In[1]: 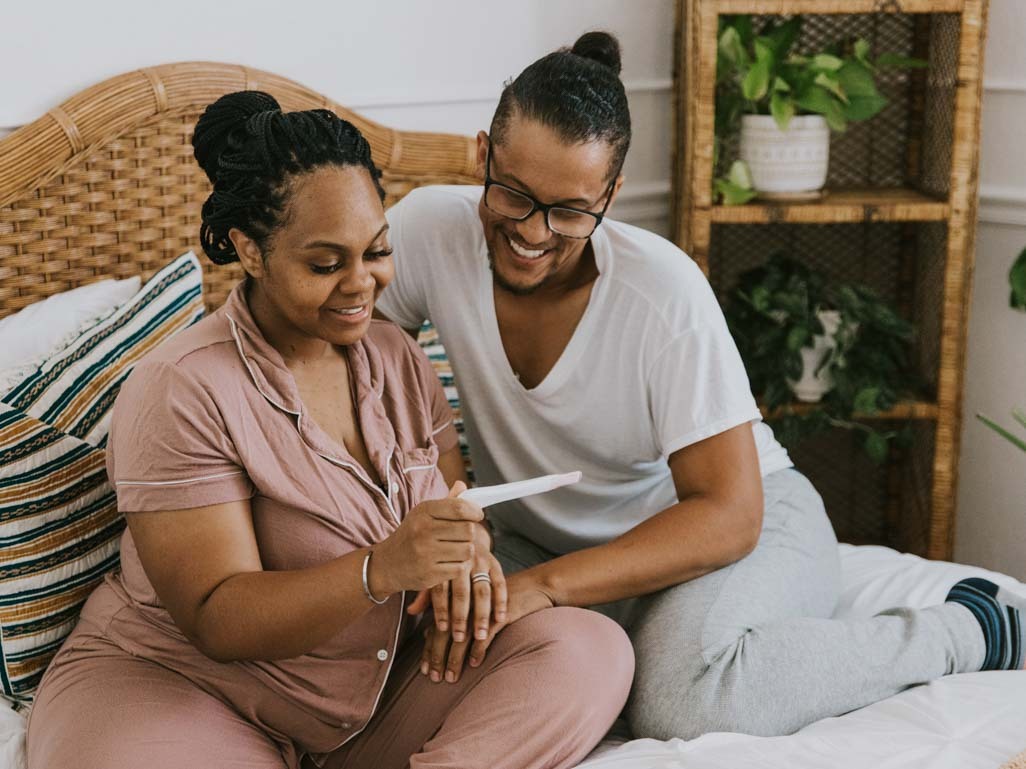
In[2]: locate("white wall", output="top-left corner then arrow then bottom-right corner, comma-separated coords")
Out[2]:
955,0 -> 1026,581
0,0 -> 675,234
2,0 -> 1023,575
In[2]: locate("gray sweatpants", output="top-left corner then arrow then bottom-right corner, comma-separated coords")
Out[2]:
492,468 -> 986,740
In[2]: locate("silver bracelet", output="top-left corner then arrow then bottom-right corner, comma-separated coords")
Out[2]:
362,550 -> 388,605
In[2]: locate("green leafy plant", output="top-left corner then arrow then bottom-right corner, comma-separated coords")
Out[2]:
977,410 -> 1026,452
1009,245 -> 1026,311
713,14 -> 926,203
724,253 -> 917,462
975,245 -> 1026,452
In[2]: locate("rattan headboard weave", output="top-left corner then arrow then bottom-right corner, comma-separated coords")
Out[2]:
0,62 -> 481,317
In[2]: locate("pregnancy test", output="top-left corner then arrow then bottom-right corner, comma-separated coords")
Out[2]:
459,471 -> 582,509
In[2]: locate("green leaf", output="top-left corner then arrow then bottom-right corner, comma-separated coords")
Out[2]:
728,159 -> 754,189
750,285 -> 771,312
763,16 -> 802,59
742,62 -> 771,101
811,54 -> 844,71
786,325 -> 810,351
796,83 -> 837,114
836,61 -> 880,98
814,72 -> 848,103
876,53 -> 929,70
843,93 -> 889,122
773,76 -> 791,92
742,42 -> 773,101
1009,247 -> 1026,311
836,62 -> 888,123
770,91 -> 796,130
854,39 -> 872,68
823,101 -> 847,132
797,84 -> 847,131
728,14 -> 754,47
718,26 -> 747,68
977,413 -> 1026,452
715,178 -> 758,206
1012,407 -> 1026,432
853,386 -> 880,414
864,431 -> 890,464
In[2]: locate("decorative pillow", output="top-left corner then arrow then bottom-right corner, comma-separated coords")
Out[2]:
3,253 -> 204,448
417,322 -> 472,480
0,277 -> 142,398
0,404 -> 119,702
0,252 -> 205,703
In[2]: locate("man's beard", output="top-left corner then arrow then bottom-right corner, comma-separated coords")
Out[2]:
486,245 -> 544,297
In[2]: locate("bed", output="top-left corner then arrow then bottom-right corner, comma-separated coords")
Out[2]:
1,63 -> 1023,769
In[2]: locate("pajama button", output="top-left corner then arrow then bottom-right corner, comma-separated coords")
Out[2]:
391,482 -> 399,494
377,649 -> 389,661
341,722 -> 351,730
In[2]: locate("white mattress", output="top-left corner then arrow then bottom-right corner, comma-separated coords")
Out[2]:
4,545 -> 1024,769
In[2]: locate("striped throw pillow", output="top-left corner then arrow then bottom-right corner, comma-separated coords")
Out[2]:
0,405 -> 120,701
0,251 -> 205,702
417,322 -> 472,481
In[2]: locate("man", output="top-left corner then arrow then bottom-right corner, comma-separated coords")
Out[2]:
378,32 -> 1024,739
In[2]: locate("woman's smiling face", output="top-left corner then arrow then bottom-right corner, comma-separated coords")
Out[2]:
232,164 -> 394,351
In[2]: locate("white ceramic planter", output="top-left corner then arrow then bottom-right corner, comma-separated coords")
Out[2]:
788,310 -> 842,403
740,115 -> 830,199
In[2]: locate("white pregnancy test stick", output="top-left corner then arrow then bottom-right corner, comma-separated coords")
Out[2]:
459,471 -> 582,509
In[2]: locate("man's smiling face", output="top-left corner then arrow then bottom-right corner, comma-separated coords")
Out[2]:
477,116 -> 622,296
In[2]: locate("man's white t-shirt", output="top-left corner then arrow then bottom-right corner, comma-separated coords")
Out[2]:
378,186 -> 792,554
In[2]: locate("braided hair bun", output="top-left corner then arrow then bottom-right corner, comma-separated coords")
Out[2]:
570,31 -> 622,76
193,91 -> 281,184
190,91 -> 383,266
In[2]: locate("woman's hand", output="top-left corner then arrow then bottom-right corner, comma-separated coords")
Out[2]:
407,522 -> 507,682
412,568 -> 553,683
370,482 -> 484,597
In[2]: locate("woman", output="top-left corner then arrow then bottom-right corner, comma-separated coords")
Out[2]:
26,91 -> 634,769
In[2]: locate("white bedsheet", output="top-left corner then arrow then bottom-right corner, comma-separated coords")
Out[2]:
3,545 -> 1024,769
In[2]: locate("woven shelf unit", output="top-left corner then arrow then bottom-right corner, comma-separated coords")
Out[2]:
671,0 -> 989,559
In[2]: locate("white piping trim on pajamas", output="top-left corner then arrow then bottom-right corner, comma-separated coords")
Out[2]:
430,420 -> 453,436
401,464 -> 434,474
226,315 -> 300,416
116,470 -> 245,487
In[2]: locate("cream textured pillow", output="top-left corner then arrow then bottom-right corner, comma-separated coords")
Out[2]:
0,277 -> 142,397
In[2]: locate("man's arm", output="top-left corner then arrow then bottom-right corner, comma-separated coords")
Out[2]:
522,422 -> 763,607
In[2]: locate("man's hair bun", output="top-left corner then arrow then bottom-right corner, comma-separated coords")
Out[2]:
570,31 -> 622,76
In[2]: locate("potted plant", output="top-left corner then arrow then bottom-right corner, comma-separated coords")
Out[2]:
724,253 -> 916,462
976,245 -> 1026,452
714,15 -> 925,202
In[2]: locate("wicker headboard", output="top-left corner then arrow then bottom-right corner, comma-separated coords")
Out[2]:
0,62 -> 482,318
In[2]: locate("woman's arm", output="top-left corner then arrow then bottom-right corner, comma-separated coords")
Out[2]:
128,489 -> 483,663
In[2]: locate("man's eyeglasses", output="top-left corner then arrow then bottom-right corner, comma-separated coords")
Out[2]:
482,143 -> 618,239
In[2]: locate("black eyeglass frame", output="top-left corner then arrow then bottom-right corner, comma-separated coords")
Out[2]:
482,142 -> 620,239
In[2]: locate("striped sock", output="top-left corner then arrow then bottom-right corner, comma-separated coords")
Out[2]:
946,577 -> 1024,671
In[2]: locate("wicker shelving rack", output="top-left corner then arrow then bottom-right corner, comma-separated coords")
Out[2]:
671,0 -> 990,559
